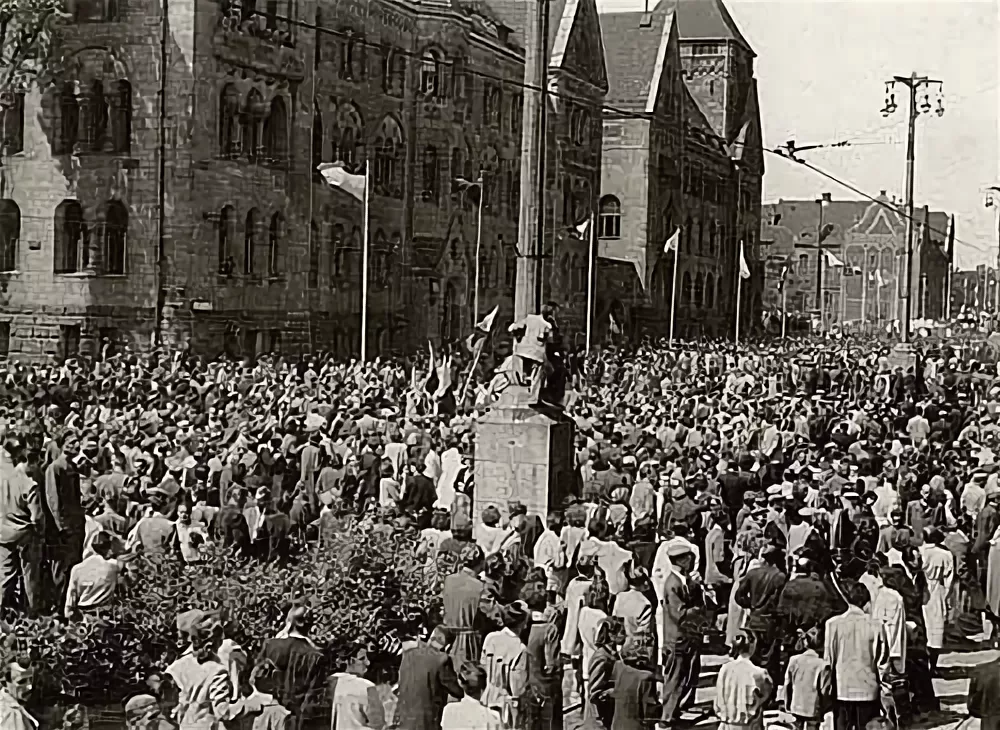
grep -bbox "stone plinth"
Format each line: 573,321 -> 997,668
474,385 -> 576,522
888,342 -> 918,371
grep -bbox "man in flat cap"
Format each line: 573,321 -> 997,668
659,541 -> 705,729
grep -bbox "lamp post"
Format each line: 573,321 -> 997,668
881,73 -> 945,343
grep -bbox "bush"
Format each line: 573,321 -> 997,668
0,521 -> 442,707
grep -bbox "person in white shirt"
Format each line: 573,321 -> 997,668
330,644 -> 384,730
64,531 -> 121,619
441,664 -> 501,730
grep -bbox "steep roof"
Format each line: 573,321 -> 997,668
486,0 -> 567,57
674,0 -> 754,56
599,10 -> 675,108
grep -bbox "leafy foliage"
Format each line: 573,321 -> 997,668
0,522 -> 442,707
0,0 -> 68,95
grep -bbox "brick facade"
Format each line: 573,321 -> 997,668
595,0 -> 764,340
0,0 -> 605,360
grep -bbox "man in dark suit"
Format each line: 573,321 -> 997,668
659,542 -> 706,729
395,626 -> 464,730
43,432 -> 84,611
257,606 -> 325,723
968,655 -> 1000,730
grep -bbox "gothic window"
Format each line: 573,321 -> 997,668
422,145 -> 438,202
54,199 -> 86,274
308,219 -> 320,288
111,80 -> 131,153
1,92 -> 24,155
315,9 -> 324,65
220,84 -> 241,157
330,222 -> 345,278
383,48 -> 405,96
58,83 -> 79,155
268,212 -> 283,275
101,200 -> 127,274
373,115 -> 403,198
451,56 -> 468,99
483,84 -> 501,126
598,195 -> 621,239
244,208 -> 260,274
340,30 -> 362,80
311,104 -> 323,177
335,103 -> 364,169
0,200 -> 19,273
263,96 -> 288,161
90,80 -> 108,151
683,215 -> 693,251
510,93 -> 523,139
419,49 -> 442,97
693,273 -> 704,307
218,205 -> 235,274
682,270 -> 692,304
243,89 -> 265,159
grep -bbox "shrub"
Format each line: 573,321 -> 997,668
0,520 -> 441,707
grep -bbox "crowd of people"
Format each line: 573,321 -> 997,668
2,325 -> 1000,730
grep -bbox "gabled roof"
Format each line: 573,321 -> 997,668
674,0 -> 754,56
599,9 -> 675,108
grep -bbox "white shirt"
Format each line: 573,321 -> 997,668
442,696 -> 501,730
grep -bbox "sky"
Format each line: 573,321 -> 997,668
596,0 -> 1000,270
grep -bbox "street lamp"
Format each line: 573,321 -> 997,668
881,73 -> 945,344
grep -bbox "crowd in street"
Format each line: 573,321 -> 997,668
4,322 -> 1000,730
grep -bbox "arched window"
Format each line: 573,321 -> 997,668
598,195 -> 621,239
268,212 -> 283,275
220,84 -> 241,157
89,80 -> 108,152
54,199 -> 85,273
705,272 -> 715,308
419,49 -> 441,97
683,215 -> 693,252
349,226 -> 362,281
340,30 -> 364,80
243,90 -> 264,160
102,200 -> 128,274
682,270 -> 693,303
243,209 -> 260,275
387,50 -> 406,96
330,222 -> 345,278
218,205 -> 235,274
263,96 -> 288,161
308,219 -> 320,288
708,221 -> 717,256
111,80 -> 132,153
695,219 -> 703,253
442,280 -> 459,341
693,272 -> 704,306
0,200 -> 19,272
311,104 -> 323,178
58,83 -> 79,155
422,145 -> 438,201
335,103 -> 363,168
373,115 -> 403,197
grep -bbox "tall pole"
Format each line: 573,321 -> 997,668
669,241 -> 680,344
534,0 -> 550,313
860,248 -> 868,333
584,211 -> 596,352
881,72 -> 945,342
780,284 -> 787,339
360,159 -> 371,362
815,195 -> 827,332
735,240 -> 744,346
473,170 -> 484,325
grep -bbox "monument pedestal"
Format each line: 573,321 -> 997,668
474,385 -> 576,522
888,342 -> 918,371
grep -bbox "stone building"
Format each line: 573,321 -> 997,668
596,0 -> 764,340
0,0 -> 605,360
761,193 -> 954,330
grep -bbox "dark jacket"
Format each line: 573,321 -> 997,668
44,455 -> 83,534
611,660 -> 660,730
257,635 -> 325,717
395,641 -> 464,730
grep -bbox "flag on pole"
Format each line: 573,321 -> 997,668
424,341 -> 438,395
778,263 -> 789,290
433,356 -> 453,399
464,304 -> 500,352
823,250 -> 846,268
575,219 -> 591,238
738,241 -> 751,279
664,227 -> 680,253
874,270 -> 886,288
317,162 -> 367,202
609,312 -> 621,334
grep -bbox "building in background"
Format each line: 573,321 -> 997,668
0,0 -> 605,360
597,0 -> 764,340
761,192 -> 954,330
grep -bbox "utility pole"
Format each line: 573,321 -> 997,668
514,0 -> 551,320
986,187 -> 1000,330
880,73 -> 945,344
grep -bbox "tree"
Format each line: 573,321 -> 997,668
0,0 -> 68,99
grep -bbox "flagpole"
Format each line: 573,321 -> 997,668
735,240 -> 743,346
473,170 -> 484,325
669,235 -> 679,345
360,159 -> 371,362
861,249 -> 868,335
585,211 -> 596,353
459,343 -> 486,405
780,283 -> 787,339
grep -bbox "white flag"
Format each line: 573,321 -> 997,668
875,270 -> 885,288
609,313 -> 621,334
823,250 -> 845,268
317,162 -> 366,202
738,241 -> 751,279
664,227 -> 680,253
575,219 -> 590,238
475,305 -> 499,334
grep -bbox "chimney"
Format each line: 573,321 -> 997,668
821,193 -> 832,203
879,190 -> 887,198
